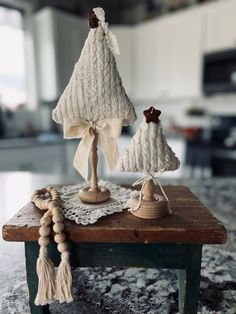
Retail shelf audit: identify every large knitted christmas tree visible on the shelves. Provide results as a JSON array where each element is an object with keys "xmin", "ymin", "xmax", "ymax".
[
  {"xmin": 120, "ymin": 106, "xmax": 180, "ymax": 219},
  {"xmin": 52, "ymin": 8, "xmax": 136, "ymax": 126},
  {"xmin": 52, "ymin": 7, "xmax": 136, "ymax": 203}
]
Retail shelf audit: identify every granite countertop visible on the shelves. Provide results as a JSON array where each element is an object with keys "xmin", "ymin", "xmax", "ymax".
[{"xmin": 166, "ymin": 177, "xmax": 236, "ymax": 251}]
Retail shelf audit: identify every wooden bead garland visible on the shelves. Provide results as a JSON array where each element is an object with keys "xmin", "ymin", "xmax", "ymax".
[{"xmin": 31, "ymin": 186, "xmax": 73, "ymax": 306}]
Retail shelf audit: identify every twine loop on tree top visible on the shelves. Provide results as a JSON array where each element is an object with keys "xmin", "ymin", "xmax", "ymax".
[{"xmin": 93, "ymin": 7, "xmax": 120, "ymax": 55}]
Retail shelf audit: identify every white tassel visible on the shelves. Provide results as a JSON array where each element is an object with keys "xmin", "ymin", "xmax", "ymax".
[
  {"xmin": 55, "ymin": 251, "xmax": 73, "ymax": 303},
  {"xmin": 34, "ymin": 246, "xmax": 56, "ymax": 306}
]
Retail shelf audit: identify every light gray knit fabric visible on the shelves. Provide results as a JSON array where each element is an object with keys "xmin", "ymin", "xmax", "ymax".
[
  {"xmin": 120, "ymin": 118, "xmax": 180, "ymax": 175},
  {"xmin": 52, "ymin": 22, "xmax": 136, "ymax": 126}
]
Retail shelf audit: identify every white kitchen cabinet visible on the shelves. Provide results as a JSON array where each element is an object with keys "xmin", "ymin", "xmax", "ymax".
[
  {"xmin": 134, "ymin": 20, "xmax": 161, "ymax": 100},
  {"xmin": 0, "ymin": 143, "xmax": 66, "ymax": 174},
  {"xmin": 133, "ymin": 8, "xmax": 203, "ymax": 100},
  {"xmin": 34, "ymin": 7, "xmax": 87, "ymax": 101},
  {"xmin": 111, "ymin": 26, "xmax": 134, "ymax": 96},
  {"xmin": 205, "ymin": 0, "xmax": 236, "ymax": 52},
  {"xmin": 167, "ymin": 10, "xmax": 203, "ymax": 98},
  {"xmin": 64, "ymin": 140, "xmax": 82, "ymax": 179}
]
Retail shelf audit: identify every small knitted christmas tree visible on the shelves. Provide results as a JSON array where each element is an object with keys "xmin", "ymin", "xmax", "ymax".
[
  {"xmin": 121, "ymin": 106, "xmax": 180, "ymax": 219},
  {"xmin": 52, "ymin": 7, "xmax": 136, "ymax": 203}
]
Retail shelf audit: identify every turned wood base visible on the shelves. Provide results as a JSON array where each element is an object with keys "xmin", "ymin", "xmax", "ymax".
[
  {"xmin": 79, "ymin": 186, "xmax": 110, "ymax": 204},
  {"xmin": 130, "ymin": 193, "xmax": 169, "ymax": 219}
]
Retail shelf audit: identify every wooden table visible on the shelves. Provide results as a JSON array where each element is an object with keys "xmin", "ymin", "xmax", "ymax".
[{"xmin": 2, "ymin": 185, "xmax": 227, "ymax": 314}]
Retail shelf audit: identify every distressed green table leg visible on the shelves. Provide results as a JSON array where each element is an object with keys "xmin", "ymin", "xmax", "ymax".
[
  {"xmin": 177, "ymin": 244, "xmax": 202, "ymax": 314},
  {"xmin": 25, "ymin": 242, "xmax": 50, "ymax": 314}
]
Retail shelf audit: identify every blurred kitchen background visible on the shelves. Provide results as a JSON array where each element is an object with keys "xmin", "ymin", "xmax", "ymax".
[{"xmin": 1, "ymin": 0, "xmax": 236, "ymax": 184}]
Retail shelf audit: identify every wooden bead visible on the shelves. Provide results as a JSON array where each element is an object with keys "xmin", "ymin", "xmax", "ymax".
[
  {"xmin": 52, "ymin": 195, "xmax": 61, "ymax": 201},
  {"xmin": 53, "ymin": 195, "xmax": 61, "ymax": 200},
  {"xmin": 53, "ymin": 222, "xmax": 64, "ymax": 233},
  {"xmin": 53, "ymin": 200, "xmax": 61, "ymax": 206},
  {"xmin": 52, "ymin": 188, "xmax": 59, "ymax": 193},
  {"xmin": 57, "ymin": 242, "xmax": 68, "ymax": 253},
  {"xmin": 39, "ymin": 226, "xmax": 51, "ymax": 236},
  {"xmin": 40, "ymin": 216, "xmax": 51, "ymax": 226},
  {"xmin": 52, "ymin": 190, "xmax": 59, "ymax": 194},
  {"xmin": 52, "ymin": 214, "xmax": 63, "ymax": 223},
  {"xmin": 52, "ymin": 198, "xmax": 61, "ymax": 204},
  {"xmin": 38, "ymin": 236, "xmax": 50, "ymax": 246},
  {"xmin": 54, "ymin": 233, "xmax": 66, "ymax": 243},
  {"xmin": 52, "ymin": 207, "xmax": 62, "ymax": 216},
  {"xmin": 41, "ymin": 200, "xmax": 50, "ymax": 209},
  {"xmin": 31, "ymin": 195, "xmax": 39, "ymax": 202},
  {"xmin": 48, "ymin": 201, "xmax": 59, "ymax": 210},
  {"xmin": 35, "ymin": 199, "xmax": 43, "ymax": 208}
]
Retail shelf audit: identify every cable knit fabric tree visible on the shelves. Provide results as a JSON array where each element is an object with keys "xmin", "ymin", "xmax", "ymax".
[
  {"xmin": 120, "ymin": 107, "xmax": 180, "ymax": 219},
  {"xmin": 52, "ymin": 7, "xmax": 136, "ymax": 203}
]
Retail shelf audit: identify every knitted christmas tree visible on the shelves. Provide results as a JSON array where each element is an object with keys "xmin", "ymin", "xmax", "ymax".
[
  {"xmin": 52, "ymin": 9, "xmax": 136, "ymax": 126},
  {"xmin": 121, "ymin": 107, "xmax": 179, "ymax": 174},
  {"xmin": 52, "ymin": 7, "xmax": 136, "ymax": 203},
  {"xmin": 120, "ymin": 106, "xmax": 180, "ymax": 219}
]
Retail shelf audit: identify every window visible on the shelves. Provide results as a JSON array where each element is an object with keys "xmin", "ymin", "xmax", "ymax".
[{"xmin": 0, "ymin": 5, "xmax": 27, "ymax": 110}]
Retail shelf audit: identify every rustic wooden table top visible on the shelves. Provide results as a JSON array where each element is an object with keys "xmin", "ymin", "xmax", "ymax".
[{"xmin": 2, "ymin": 185, "xmax": 227, "ymax": 244}]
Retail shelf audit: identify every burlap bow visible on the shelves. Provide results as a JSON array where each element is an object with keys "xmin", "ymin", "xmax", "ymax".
[{"xmin": 64, "ymin": 118, "xmax": 123, "ymax": 181}]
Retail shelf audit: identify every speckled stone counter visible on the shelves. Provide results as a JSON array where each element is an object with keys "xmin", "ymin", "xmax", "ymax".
[{"xmin": 172, "ymin": 177, "xmax": 236, "ymax": 252}]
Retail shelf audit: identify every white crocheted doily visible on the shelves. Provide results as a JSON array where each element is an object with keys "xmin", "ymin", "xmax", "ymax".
[{"xmin": 59, "ymin": 181, "xmax": 132, "ymax": 225}]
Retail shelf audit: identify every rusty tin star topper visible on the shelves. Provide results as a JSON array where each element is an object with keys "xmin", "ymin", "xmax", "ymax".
[{"xmin": 143, "ymin": 106, "xmax": 161, "ymax": 124}]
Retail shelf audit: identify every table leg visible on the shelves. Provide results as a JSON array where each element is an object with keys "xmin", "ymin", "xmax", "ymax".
[
  {"xmin": 25, "ymin": 242, "xmax": 50, "ymax": 314},
  {"xmin": 177, "ymin": 245, "xmax": 202, "ymax": 314}
]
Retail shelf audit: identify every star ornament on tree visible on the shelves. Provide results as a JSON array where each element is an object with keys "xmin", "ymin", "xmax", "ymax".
[{"xmin": 143, "ymin": 106, "xmax": 161, "ymax": 124}]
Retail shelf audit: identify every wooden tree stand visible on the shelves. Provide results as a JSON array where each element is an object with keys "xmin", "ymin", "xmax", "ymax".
[
  {"xmin": 79, "ymin": 129, "xmax": 110, "ymax": 204},
  {"xmin": 130, "ymin": 179, "xmax": 169, "ymax": 219}
]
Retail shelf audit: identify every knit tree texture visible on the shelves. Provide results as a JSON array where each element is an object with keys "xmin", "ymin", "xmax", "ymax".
[
  {"xmin": 120, "ymin": 111, "xmax": 180, "ymax": 175},
  {"xmin": 52, "ymin": 7, "xmax": 136, "ymax": 127}
]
